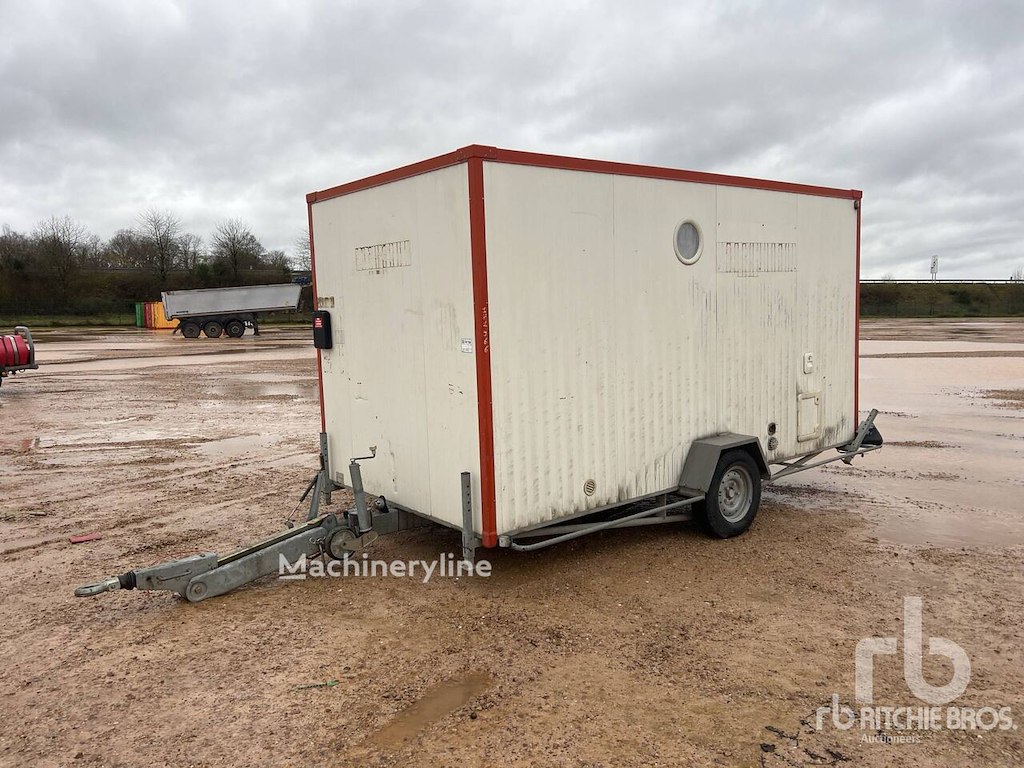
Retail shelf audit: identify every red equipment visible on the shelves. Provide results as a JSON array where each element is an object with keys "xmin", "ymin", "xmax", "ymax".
[{"xmin": 0, "ymin": 326, "xmax": 38, "ymax": 387}]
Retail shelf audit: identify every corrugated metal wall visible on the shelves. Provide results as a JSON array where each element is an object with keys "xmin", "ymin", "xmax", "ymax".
[
  {"xmin": 311, "ymin": 165, "xmax": 482, "ymax": 531},
  {"xmin": 312, "ymin": 160, "xmax": 857, "ymax": 539},
  {"xmin": 484, "ymin": 164, "xmax": 856, "ymax": 535}
]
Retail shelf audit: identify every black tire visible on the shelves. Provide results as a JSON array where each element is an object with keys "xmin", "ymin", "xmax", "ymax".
[
  {"xmin": 203, "ymin": 321, "xmax": 223, "ymax": 338},
  {"xmin": 700, "ymin": 450, "xmax": 761, "ymax": 538},
  {"xmin": 181, "ymin": 321, "xmax": 201, "ymax": 339},
  {"xmin": 225, "ymin": 319, "xmax": 245, "ymax": 338}
]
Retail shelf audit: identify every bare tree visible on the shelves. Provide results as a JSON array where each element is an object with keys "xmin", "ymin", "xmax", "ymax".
[
  {"xmin": 82, "ymin": 234, "xmax": 104, "ymax": 268},
  {"xmin": 1012, "ymin": 266, "xmax": 1024, "ymax": 282},
  {"xmin": 138, "ymin": 209, "xmax": 181, "ymax": 283},
  {"xmin": 211, "ymin": 219, "xmax": 264, "ymax": 282},
  {"xmin": 292, "ymin": 230, "xmax": 311, "ymax": 271},
  {"xmin": 264, "ymin": 248, "xmax": 290, "ymax": 270},
  {"xmin": 33, "ymin": 216, "xmax": 90, "ymax": 302},
  {"xmin": 104, "ymin": 228, "xmax": 145, "ymax": 269},
  {"xmin": 0, "ymin": 225, "xmax": 34, "ymax": 307},
  {"xmin": 178, "ymin": 232, "xmax": 205, "ymax": 271},
  {"xmin": 0, "ymin": 224, "xmax": 33, "ymax": 273}
]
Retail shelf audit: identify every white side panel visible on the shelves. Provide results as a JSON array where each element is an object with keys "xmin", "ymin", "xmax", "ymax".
[
  {"xmin": 714, "ymin": 186, "xmax": 799, "ymax": 460},
  {"xmin": 485, "ymin": 165, "xmax": 857, "ymax": 536},
  {"xmin": 795, "ymin": 194, "xmax": 857, "ymax": 446},
  {"xmin": 484, "ymin": 164, "xmax": 719, "ymax": 535},
  {"xmin": 310, "ymin": 164, "xmax": 481, "ymax": 530},
  {"xmin": 712, "ymin": 187, "xmax": 855, "ymax": 457}
]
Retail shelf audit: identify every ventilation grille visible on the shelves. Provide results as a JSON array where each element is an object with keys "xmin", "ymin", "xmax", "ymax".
[
  {"xmin": 717, "ymin": 241, "xmax": 797, "ymax": 275},
  {"xmin": 355, "ymin": 240, "xmax": 412, "ymax": 272}
]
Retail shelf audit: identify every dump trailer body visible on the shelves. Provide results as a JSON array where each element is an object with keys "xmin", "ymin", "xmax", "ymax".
[
  {"xmin": 162, "ymin": 284, "xmax": 301, "ymax": 319},
  {"xmin": 162, "ymin": 284, "xmax": 302, "ymax": 338},
  {"xmin": 308, "ymin": 145, "xmax": 861, "ymax": 547}
]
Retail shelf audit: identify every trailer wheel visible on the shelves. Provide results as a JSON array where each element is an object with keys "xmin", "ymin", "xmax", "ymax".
[
  {"xmin": 225, "ymin": 319, "xmax": 245, "ymax": 338},
  {"xmin": 203, "ymin": 321, "xmax": 223, "ymax": 338},
  {"xmin": 701, "ymin": 450, "xmax": 761, "ymax": 538},
  {"xmin": 181, "ymin": 322, "xmax": 201, "ymax": 339}
]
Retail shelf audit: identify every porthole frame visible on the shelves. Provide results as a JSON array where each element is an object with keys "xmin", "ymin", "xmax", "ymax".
[{"xmin": 673, "ymin": 219, "xmax": 703, "ymax": 265}]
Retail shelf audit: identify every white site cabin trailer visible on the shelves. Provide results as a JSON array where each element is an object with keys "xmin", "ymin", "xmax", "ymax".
[
  {"xmin": 307, "ymin": 145, "xmax": 880, "ymax": 558},
  {"xmin": 71, "ymin": 145, "xmax": 882, "ymax": 604}
]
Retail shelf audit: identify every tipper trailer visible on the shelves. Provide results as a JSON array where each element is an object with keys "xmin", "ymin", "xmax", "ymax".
[
  {"xmin": 162, "ymin": 283, "xmax": 302, "ymax": 338},
  {"xmin": 76, "ymin": 146, "xmax": 881, "ymax": 603}
]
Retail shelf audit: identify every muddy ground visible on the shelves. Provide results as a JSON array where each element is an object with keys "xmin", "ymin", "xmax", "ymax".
[{"xmin": 0, "ymin": 319, "xmax": 1022, "ymax": 767}]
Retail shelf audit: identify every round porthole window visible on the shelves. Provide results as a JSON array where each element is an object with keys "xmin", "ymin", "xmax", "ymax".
[{"xmin": 674, "ymin": 220, "xmax": 702, "ymax": 265}]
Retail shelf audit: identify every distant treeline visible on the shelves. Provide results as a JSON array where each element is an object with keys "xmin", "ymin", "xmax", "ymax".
[
  {"xmin": 5, "ymin": 214, "xmax": 1024, "ymax": 321},
  {"xmin": 0, "ymin": 211, "xmax": 311, "ymax": 315},
  {"xmin": 861, "ymin": 281, "xmax": 1024, "ymax": 317}
]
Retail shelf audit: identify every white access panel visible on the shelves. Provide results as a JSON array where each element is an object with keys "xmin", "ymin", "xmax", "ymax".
[{"xmin": 310, "ymin": 165, "xmax": 482, "ymax": 530}]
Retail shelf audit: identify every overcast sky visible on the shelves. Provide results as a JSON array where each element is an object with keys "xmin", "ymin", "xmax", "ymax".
[{"xmin": 1, "ymin": 0, "xmax": 1022, "ymax": 278}]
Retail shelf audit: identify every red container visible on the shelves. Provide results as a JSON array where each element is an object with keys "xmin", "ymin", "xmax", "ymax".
[{"xmin": 1, "ymin": 334, "xmax": 30, "ymax": 368}]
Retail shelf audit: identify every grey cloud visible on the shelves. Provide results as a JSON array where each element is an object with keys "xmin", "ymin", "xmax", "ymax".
[{"xmin": 1, "ymin": 0, "xmax": 1022, "ymax": 278}]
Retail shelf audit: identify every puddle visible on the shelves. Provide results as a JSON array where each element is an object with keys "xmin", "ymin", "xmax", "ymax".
[
  {"xmin": 35, "ymin": 429, "xmax": 183, "ymax": 449},
  {"xmin": 205, "ymin": 381, "xmax": 315, "ymax": 400},
  {"xmin": 786, "ymin": 342, "xmax": 1024, "ymax": 549},
  {"xmin": 859, "ymin": 339, "xmax": 1024, "ymax": 358},
  {"xmin": 872, "ymin": 513, "xmax": 1024, "ymax": 548},
  {"xmin": 861, "ymin": 319, "xmax": 1024, "ymax": 343},
  {"xmin": 195, "ymin": 433, "xmax": 282, "ymax": 458},
  {"xmin": 368, "ymin": 672, "xmax": 491, "ymax": 748},
  {"xmin": 43, "ymin": 348, "xmax": 309, "ymax": 372}
]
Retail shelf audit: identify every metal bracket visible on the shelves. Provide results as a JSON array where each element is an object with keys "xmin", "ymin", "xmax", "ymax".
[
  {"xmin": 14, "ymin": 326, "xmax": 39, "ymax": 369},
  {"xmin": 306, "ymin": 432, "xmax": 339, "ymax": 522},
  {"xmin": 769, "ymin": 410, "xmax": 882, "ymax": 481},
  {"xmin": 504, "ymin": 493, "xmax": 704, "ymax": 552},
  {"xmin": 461, "ymin": 472, "xmax": 481, "ymax": 565},
  {"xmin": 349, "ymin": 448, "xmax": 377, "ymax": 535},
  {"xmin": 841, "ymin": 408, "xmax": 879, "ymax": 460}
]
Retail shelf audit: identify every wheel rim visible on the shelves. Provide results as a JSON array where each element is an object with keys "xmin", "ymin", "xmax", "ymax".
[{"xmin": 718, "ymin": 464, "xmax": 753, "ymax": 523}]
